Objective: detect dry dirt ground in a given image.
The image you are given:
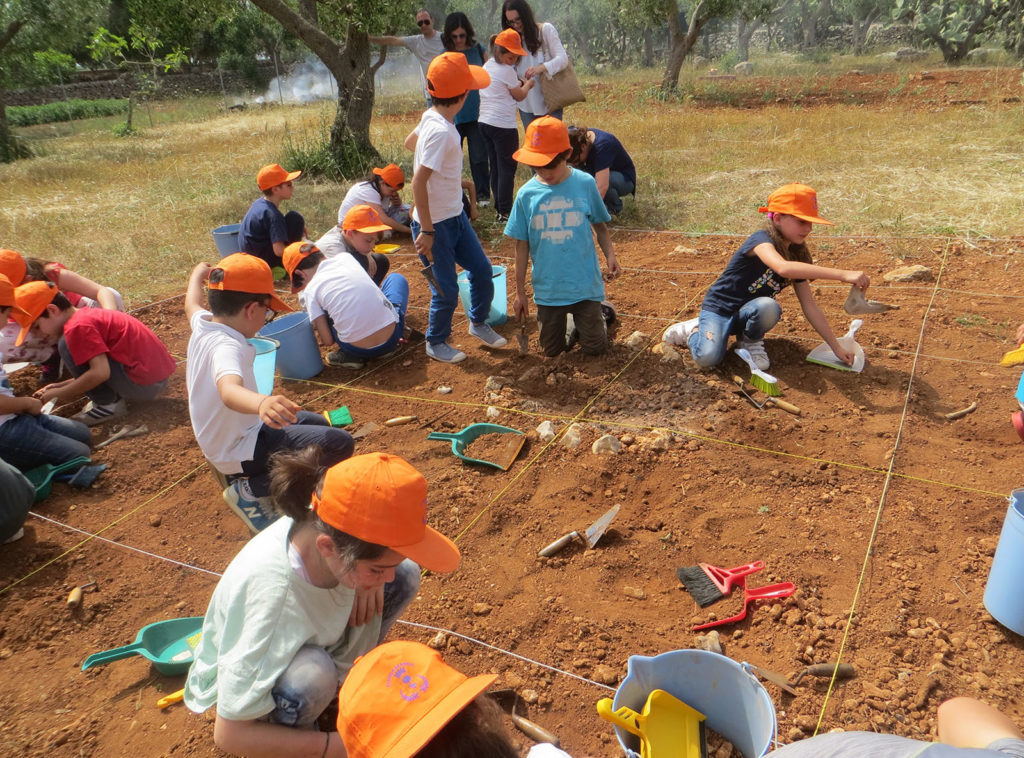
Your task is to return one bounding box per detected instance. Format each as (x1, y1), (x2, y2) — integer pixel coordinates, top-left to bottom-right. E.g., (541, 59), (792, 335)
(3, 227), (1024, 757)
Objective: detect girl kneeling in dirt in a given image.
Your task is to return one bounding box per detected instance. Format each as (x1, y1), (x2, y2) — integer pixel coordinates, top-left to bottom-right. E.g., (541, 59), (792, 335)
(183, 450), (460, 758)
(663, 183), (869, 371)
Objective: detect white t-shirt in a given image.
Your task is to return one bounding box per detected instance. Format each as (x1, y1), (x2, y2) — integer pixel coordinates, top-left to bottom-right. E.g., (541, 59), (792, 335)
(401, 33), (444, 75)
(412, 109), (464, 225)
(479, 58), (522, 129)
(185, 310), (261, 475)
(337, 181), (384, 226)
(184, 517), (380, 721)
(304, 255), (398, 345)
(315, 225), (350, 260)
(516, 22), (569, 115)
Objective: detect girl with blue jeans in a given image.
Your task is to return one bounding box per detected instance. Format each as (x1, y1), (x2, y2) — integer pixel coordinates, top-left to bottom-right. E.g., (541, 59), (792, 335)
(664, 183), (870, 371)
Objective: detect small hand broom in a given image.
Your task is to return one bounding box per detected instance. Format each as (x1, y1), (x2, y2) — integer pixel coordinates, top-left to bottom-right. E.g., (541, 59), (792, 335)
(676, 561), (764, 607)
(735, 348), (781, 397)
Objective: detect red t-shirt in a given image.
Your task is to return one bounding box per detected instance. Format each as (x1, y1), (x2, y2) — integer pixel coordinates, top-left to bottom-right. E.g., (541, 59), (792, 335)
(63, 309), (176, 385)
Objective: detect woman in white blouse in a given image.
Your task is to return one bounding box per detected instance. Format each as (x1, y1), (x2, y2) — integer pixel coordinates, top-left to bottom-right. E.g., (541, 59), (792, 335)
(500, 0), (570, 127)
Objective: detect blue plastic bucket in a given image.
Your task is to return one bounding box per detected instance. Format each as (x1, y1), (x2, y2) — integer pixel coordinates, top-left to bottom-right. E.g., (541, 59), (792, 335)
(247, 337), (278, 396)
(212, 223), (242, 258)
(984, 488), (1024, 636)
(609, 650), (776, 758)
(258, 312), (323, 380)
(457, 264), (507, 327)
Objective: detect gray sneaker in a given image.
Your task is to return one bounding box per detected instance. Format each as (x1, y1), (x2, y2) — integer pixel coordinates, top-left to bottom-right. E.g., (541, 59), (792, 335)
(223, 479), (279, 534)
(469, 322), (507, 348)
(426, 341), (467, 363)
(736, 337), (770, 370)
(326, 349), (365, 370)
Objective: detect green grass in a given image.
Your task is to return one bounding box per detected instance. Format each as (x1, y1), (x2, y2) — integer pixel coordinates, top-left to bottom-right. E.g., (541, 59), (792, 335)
(8, 99), (127, 127)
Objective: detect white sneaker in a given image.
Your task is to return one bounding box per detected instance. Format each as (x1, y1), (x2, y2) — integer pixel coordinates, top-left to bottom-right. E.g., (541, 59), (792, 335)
(663, 318), (698, 346)
(469, 322), (507, 348)
(426, 341), (467, 363)
(736, 337), (770, 370)
(3, 527), (25, 544)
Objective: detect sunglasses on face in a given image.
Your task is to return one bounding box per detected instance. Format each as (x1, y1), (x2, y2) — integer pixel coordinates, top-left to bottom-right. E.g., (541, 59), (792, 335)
(417, 18), (431, 26)
(451, 32), (466, 39)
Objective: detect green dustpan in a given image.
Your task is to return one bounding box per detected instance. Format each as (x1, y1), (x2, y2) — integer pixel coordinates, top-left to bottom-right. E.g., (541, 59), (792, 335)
(25, 456), (92, 502)
(81, 617), (204, 676)
(426, 423), (525, 471)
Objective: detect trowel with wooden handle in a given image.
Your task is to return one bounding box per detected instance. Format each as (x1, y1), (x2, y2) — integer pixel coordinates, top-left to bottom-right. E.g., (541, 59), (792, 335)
(539, 504), (620, 557)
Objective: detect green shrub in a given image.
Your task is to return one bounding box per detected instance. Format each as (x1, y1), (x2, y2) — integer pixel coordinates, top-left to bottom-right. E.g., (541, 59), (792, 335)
(8, 99), (128, 127)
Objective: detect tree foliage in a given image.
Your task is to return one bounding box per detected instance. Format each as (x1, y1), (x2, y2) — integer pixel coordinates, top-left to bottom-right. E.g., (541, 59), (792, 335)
(892, 0), (999, 63)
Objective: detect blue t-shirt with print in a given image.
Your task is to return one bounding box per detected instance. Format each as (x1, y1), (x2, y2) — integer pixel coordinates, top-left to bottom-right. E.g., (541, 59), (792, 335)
(701, 229), (803, 317)
(238, 197), (287, 269)
(503, 168), (611, 306)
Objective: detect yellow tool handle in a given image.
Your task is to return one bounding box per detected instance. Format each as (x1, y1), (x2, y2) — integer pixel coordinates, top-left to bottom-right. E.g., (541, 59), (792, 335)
(66, 587), (83, 609)
(596, 698), (643, 737)
(157, 688), (185, 709)
(767, 397), (801, 415)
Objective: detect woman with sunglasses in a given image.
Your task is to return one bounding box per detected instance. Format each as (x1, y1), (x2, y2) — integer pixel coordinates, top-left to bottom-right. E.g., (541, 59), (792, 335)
(443, 12), (491, 209)
(500, 0), (570, 127)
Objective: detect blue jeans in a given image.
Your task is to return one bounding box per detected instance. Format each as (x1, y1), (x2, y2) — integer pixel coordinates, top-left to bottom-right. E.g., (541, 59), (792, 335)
(480, 123), (520, 215)
(687, 298), (782, 368)
(412, 212), (494, 345)
(457, 121), (490, 202)
(0, 457), (35, 542)
(334, 274), (409, 359)
(603, 170), (635, 215)
(239, 411), (354, 497)
(0, 412), (92, 470)
(267, 559), (422, 726)
(519, 108), (563, 130)
(58, 339), (168, 405)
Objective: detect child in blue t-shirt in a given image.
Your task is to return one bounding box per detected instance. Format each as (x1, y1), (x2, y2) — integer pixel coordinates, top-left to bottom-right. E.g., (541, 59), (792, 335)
(504, 116), (620, 357)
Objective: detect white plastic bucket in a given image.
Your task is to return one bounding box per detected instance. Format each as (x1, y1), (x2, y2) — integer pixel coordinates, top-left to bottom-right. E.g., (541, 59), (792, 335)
(984, 488), (1024, 636)
(609, 650), (776, 758)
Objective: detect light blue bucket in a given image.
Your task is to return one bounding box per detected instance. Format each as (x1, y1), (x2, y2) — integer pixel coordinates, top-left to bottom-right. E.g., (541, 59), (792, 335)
(457, 264), (507, 327)
(984, 488), (1024, 636)
(248, 337), (278, 396)
(212, 223), (242, 258)
(609, 650), (776, 758)
(258, 312), (324, 380)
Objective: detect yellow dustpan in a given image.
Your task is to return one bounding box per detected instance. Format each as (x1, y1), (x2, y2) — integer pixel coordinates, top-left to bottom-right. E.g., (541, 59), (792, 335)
(597, 689), (707, 758)
(1000, 345), (1024, 367)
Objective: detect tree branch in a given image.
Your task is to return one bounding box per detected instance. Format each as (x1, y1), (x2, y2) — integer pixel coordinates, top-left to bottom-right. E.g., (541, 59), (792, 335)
(0, 19), (28, 55)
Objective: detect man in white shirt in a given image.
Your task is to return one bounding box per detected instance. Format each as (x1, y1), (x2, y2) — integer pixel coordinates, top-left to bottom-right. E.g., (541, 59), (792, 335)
(370, 9), (444, 104)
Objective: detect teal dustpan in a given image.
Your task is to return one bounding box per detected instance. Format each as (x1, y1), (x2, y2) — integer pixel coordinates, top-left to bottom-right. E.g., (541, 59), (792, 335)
(82, 617), (204, 676)
(24, 456), (93, 502)
(426, 423), (525, 470)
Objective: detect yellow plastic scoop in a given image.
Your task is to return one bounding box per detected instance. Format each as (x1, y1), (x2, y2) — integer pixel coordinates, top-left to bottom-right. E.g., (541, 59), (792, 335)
(597, 689), (707, 758)
(1000, 345), (1024, 367)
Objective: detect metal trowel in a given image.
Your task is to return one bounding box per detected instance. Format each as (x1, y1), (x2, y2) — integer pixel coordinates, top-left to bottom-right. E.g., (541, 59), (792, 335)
(539, 504), (620, 557)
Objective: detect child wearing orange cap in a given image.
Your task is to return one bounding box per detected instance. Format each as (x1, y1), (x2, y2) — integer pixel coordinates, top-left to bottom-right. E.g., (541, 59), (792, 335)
(316, 182), (395, 288)
(14, 280), (175, 426)
(664, 183), (870, 370)
(284, 208), (409, 370)
(0, 275), (91, 471)
(184, 451), (457, 758)
(238, 163), (307, 275)
(410, 51), (507, 364)
(506, 116), (621, 357)
(184, 254), (354, 533)
(336, 163), (412, 235)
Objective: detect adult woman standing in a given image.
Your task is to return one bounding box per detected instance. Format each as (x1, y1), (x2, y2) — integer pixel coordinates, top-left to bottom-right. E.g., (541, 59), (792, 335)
(444, 12), (491, 207)
(500, 0), (570, 127)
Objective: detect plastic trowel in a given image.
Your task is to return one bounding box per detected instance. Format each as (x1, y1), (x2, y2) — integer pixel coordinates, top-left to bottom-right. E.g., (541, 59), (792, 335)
(807, 319), (865, 373)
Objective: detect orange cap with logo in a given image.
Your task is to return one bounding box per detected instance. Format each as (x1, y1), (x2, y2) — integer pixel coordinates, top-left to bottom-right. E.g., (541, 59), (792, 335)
(257, 163), (302, 192)
(12, 280), (59, 346)
(494, 28), (527, 56)
(426, 51), (490, 99)
(342, 204), (392, 234)
(0, 274), (29, 317)
(0, 249), (26, 286)
(208, 253), (292, 312)
(338, 641), (496, 758)
(513, 115), (571, 167)
(758, 183), (833, 225)
(311, 452), (460, 573)
(372, 164), (405, 188)
(282, 242), (322, 293)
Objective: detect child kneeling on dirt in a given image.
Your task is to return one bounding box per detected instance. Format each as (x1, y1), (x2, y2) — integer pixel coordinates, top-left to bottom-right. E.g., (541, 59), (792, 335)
(314, 204), (392, 288)
(0, 275), (91, 470)
(506, 116), (621, 357)
(663, 183), (869, 370)
(184, 254), (354, 534)
(184, 451), (459, 758)
(14, 281), (175, 427)
(284, 207), (409, 371)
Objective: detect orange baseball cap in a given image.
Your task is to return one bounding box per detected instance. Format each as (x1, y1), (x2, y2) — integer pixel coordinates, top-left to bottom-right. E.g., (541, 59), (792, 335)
(338, 641), (496, 758)
(257, 163), (302, 191)
(494, 28), (527, 56)
(372, 164), (405, 188)
(513, 115), (571, 166)
(12, 280), (59, 346)
(208, 253), (292, 312)
(282, 242), (322, 292)
(0, 274), (29, 316)
(311, 453), (460, 573)
(342, 204), (392, 234)
(426, 51), (490, 99)
(0, 249), (27, 286)
(758, 183), (833, 225)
